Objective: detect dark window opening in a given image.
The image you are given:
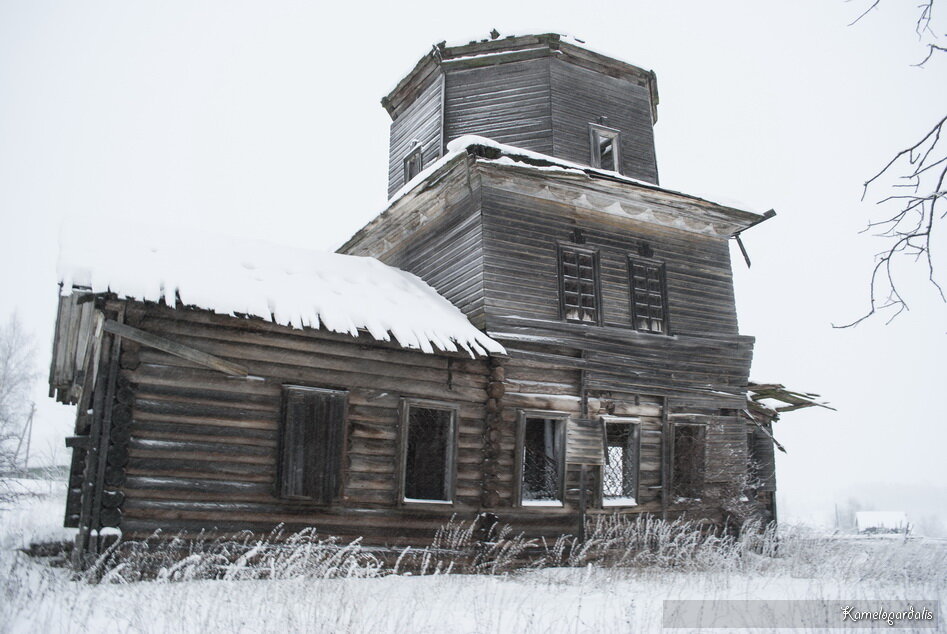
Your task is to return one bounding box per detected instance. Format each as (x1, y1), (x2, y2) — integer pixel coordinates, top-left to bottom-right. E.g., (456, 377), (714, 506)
(672, 424), (705, 499)
(278, 386), (347, 503)
(403, 404), (454, 502)
(521, 417), (564, 503)
(589, 124), (622, 173)
(602, 422), (639, 505)
(629, 258), (668, 334)
(559, 246), (601, 324)
(404, 145), (423, 183)
(746, 431), (761, 488)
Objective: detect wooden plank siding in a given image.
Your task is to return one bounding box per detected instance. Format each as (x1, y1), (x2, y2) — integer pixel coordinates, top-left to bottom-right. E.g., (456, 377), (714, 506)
(550, 59), (659, 184)
(342, 154), (487, 329)
(479, 172), (743, 337)
(443, 58), (554, 157)
(387, 73), (444, 198)
(337, 153), (759, 529)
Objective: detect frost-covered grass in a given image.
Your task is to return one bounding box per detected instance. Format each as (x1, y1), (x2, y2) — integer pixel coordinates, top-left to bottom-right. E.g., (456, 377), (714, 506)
(1, 480), (944, 633)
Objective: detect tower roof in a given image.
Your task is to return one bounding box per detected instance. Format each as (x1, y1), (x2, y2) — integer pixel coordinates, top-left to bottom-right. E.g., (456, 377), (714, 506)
(382, 33), (659, 122)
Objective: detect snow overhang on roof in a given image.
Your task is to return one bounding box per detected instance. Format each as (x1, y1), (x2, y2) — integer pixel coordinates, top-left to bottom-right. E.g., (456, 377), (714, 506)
(375, 135), (773, 238)
(57, 222), (505, 358)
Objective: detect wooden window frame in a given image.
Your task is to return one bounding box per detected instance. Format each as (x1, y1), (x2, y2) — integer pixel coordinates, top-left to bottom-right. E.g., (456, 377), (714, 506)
(670, 423), (706, 500)
(589, 123), (622, 173)
(398, 398), (459, 506)
(628, 256), (670, 335)
(276, 385), (348, 504)
(513, 410), (569, 508)
(600, 416), (641, 507)
(557, 243), (603, 326)
(403, 144), (423, 183)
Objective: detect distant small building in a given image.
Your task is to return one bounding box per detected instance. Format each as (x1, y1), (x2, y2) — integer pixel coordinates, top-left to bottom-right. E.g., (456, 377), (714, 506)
(855, 511), (910, 534)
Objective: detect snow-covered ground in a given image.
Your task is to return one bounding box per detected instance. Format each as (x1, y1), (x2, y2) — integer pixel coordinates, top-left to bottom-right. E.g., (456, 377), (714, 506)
(1, 479), (944, 633)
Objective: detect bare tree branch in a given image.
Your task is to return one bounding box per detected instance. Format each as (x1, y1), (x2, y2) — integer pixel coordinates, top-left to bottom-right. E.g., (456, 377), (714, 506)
(837, 1), (946, 327)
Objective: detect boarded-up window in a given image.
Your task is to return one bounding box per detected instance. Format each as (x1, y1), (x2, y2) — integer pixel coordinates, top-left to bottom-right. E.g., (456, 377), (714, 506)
(278, 386), (347, 503)
(602, 421), (639, 505)
(589, 124), (622, 173)
(559, 246), (601, 324)
(520, 417), (565, 504)
(404, 145), (423, 182)
(672, 424), (705, 499)
(402, 403), (455, 502)
(629, 258), (668, 334)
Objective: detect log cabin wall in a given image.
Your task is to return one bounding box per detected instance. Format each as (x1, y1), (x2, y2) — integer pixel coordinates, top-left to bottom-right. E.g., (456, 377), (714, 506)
(73, 300), (496, 545)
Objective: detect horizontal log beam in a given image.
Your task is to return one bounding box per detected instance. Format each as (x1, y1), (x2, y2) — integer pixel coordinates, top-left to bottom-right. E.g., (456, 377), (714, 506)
(103, 320), (248, 377)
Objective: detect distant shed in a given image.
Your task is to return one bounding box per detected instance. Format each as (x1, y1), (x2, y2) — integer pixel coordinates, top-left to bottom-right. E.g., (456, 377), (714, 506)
(855, 511), (910, 534)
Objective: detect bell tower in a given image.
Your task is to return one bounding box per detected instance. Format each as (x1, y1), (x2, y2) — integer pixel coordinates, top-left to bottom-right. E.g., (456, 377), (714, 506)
(382, 33), (660, 197)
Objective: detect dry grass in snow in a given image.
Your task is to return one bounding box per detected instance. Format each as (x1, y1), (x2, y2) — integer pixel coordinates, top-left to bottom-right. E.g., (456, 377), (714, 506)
(1, 479), (944, 633)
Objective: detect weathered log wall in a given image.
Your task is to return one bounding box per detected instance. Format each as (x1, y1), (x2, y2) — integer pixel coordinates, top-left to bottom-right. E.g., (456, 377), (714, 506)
(96, 302), (493, 544)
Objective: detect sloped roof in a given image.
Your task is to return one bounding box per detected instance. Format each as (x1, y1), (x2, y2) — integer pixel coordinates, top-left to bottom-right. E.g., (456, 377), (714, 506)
(57, 222), (504, 357)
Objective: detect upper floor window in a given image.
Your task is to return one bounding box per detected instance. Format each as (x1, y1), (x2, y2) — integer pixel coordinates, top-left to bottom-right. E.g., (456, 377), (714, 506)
(404, 144), (423, 183)
(277, 385), (347, 503)
(628, 258), (668, 334)
(516, 412), (566, 506)
(589, 124), (622, 173)
(602, 418), (640, 506)
(400, 399), (456, 503)
(559, 245), (601, 324)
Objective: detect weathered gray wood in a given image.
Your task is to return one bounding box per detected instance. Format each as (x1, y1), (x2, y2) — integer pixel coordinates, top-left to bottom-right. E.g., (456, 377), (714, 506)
(102, 319), (248, 377)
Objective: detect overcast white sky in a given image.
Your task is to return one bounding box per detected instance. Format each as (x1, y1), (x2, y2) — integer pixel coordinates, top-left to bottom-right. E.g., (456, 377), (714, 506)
(1, 0), (944, 526)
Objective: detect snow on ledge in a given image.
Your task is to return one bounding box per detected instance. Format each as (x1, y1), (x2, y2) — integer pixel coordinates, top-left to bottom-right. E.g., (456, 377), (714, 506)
(57, 221), (505, 358)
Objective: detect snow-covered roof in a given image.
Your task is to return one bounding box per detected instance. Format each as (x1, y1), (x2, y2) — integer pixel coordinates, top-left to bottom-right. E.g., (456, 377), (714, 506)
(57, 223), (505, 358)
(387, 135), (769, 223)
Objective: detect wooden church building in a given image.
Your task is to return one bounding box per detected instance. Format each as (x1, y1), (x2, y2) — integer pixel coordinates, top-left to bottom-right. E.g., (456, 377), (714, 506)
(50, 33), (815, 556)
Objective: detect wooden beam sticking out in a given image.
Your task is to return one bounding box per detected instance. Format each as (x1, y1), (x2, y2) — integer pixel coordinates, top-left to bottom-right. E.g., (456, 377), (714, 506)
(102, 319), (248, 377)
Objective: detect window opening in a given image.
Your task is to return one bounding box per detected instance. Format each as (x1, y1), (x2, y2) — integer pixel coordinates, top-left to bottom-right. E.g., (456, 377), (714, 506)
(403, 404), (454, 502)
(672, 424), (705, 499)
(602, 421), (639, 505)
(629, 258), (668, 333)
(560, 246), (600, 324)
(521, 417), (564, 504)
(589, 124), (622, 173)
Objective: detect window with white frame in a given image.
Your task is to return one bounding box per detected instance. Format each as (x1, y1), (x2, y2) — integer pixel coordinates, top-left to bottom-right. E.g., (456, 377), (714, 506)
(403, 144), (423, 183)
(601, 418), (639, 506)
(589, 123), (622, 173)
(518, 414), (566, 506)
(559, 244), (601, 324)
(401, 400), (456, 503)
(628, 257), (669, 334)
